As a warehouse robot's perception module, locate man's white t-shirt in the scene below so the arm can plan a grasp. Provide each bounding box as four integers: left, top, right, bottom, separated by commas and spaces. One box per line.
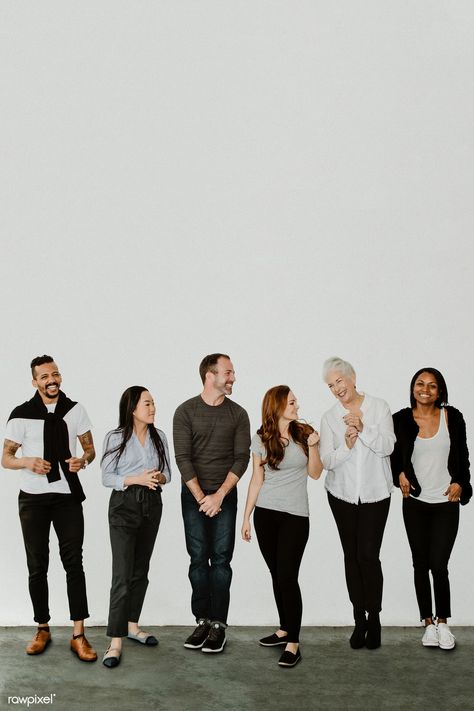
5, 402, 92, 495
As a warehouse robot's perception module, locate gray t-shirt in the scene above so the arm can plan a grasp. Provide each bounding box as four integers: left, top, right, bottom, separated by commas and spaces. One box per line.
251, 433, 310, 517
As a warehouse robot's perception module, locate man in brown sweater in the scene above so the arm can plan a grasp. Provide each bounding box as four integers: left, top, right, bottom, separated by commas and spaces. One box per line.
173, 353, 250, 653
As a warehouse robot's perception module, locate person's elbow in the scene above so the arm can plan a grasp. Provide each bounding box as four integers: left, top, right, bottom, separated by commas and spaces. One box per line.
101, 471, 113, 488
308, 463, 324, 480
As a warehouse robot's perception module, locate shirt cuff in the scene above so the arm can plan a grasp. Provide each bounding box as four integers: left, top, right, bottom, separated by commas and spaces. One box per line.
358, 426, 376, 445
115, 475, 128, 491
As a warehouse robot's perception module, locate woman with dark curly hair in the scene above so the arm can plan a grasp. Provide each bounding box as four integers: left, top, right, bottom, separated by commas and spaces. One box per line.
391, 368, 471, 650
241, 385, 322, 668
101, 386, 171, 668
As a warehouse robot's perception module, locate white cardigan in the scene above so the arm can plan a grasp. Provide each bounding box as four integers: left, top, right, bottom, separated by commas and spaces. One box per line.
320, 393, 395, 504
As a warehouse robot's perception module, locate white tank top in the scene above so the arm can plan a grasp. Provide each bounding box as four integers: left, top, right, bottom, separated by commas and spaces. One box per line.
411, 408, 451, 503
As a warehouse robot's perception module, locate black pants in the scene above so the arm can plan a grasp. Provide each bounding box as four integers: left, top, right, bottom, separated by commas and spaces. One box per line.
328, 492, 390, 614
18, 491, 89, 623
107, 487, 162, 637
253, 506, 309, 643
403, 496, 459, 620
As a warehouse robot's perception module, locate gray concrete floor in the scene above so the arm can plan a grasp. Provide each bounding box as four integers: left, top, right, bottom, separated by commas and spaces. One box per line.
1, 626, 473, 711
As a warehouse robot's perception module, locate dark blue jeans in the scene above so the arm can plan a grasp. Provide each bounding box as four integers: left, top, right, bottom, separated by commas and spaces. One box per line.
181, 484, 237, 625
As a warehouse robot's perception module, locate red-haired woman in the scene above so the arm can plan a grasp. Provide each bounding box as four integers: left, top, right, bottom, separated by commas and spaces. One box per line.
241, 385, 323, 668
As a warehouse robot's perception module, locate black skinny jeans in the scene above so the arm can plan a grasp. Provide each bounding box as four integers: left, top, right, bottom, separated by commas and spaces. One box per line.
253, 506, 309, 643
18, 491, 89, 623
403, 496, 459, 620
107, 487, 162, 637
328, 492, 390, 615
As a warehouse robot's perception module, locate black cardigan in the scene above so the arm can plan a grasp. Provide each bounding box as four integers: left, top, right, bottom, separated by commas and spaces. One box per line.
391, 406, 472, 505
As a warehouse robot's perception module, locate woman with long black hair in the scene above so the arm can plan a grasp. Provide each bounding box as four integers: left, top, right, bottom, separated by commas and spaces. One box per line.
241, 385, 322, 668
391, 368, 471, 650
101, 386, 171, 668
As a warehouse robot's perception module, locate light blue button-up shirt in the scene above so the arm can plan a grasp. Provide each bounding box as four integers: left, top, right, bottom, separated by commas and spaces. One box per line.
102, 428, 172, 491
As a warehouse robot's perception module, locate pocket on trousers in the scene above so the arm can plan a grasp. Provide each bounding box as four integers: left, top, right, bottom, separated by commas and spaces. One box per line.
108, 490, 140, 528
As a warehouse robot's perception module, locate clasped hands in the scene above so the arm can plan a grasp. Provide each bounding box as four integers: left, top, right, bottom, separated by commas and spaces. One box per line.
198, 491, 224, 518
343, 412, 363, 449
137, 468, 165, 490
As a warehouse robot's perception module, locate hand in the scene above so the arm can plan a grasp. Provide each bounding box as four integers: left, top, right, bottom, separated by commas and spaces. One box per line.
344, 426, 358, 449
24, 457, 51, 475
307, 431, 320, 447
152, 469, 166, 485
241, 519, 251, 542
343, 413, 363, 432
444, 483, 462, 502
399, 472, 414, 498
135, 468, 160, 490
199, 491, 224, 517
66, 457, 87, 473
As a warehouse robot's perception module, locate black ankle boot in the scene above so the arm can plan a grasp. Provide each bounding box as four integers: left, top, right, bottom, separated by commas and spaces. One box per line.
366, 612, 381, 649
350, 610, 367, 649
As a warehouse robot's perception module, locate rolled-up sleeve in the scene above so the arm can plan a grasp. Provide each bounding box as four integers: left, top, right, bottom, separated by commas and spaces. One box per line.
230, 410, 251, 478
358, 401, 395, 457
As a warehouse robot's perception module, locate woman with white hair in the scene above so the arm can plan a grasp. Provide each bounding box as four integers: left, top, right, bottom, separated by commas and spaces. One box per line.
320, 357, 395, 650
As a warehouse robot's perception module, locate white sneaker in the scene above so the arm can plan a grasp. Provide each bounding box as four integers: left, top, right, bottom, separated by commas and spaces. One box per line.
437, 623, 456, 650
421, 624, 439, 647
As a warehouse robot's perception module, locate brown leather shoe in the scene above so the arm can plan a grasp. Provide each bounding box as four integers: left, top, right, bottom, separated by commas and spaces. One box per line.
26, 628, 51, 655
70, 634, 98, 662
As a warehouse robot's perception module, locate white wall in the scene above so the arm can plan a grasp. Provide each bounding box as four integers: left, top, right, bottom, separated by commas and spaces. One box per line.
1, 1, 473, 627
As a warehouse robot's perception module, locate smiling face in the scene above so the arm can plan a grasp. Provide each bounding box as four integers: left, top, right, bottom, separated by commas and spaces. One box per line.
280, 391, 299, 423
32, 362, 62, 403
208, 357, 236, 396
133, 390, 156, 427
325, 369, 357, 406
412, 372, 439, 407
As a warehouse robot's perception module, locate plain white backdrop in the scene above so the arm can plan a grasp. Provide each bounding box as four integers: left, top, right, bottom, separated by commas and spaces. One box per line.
1, 1, 473, 627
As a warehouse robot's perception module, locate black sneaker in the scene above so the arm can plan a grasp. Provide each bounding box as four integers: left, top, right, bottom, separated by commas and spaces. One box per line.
201, 622, 226, 653
184, 619, 211, 649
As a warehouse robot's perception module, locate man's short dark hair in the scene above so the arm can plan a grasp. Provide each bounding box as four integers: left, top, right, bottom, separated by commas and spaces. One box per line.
199, 353, 230, 385
31, 355, 55, 377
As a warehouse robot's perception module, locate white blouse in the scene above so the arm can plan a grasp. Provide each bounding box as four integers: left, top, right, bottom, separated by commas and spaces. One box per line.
320, 393, 395, 504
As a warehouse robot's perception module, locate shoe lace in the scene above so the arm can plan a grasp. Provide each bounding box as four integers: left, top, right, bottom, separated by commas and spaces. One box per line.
192, 621, 208, 636
207, 624, 222, 641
